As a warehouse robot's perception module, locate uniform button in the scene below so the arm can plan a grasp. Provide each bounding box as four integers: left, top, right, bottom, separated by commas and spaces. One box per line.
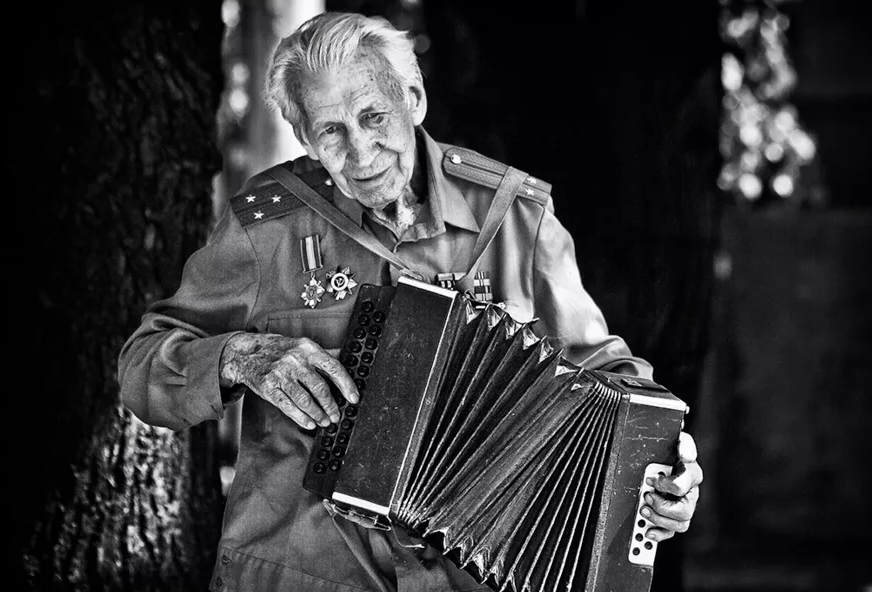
221, 554, 231, 565
215, 576, 224, 587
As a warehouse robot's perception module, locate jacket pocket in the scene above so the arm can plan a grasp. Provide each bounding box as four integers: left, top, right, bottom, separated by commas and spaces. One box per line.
265, 308, 352, 351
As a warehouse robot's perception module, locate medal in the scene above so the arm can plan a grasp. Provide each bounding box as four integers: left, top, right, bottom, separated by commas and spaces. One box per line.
473, 270, 493, 303
435, 272, 462, 291
301, 276, 326, 308
326, 266, 358, 300
300, 235, 325, 308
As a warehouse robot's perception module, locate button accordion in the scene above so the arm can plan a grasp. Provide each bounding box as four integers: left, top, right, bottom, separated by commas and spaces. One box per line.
304, 276, 688, 592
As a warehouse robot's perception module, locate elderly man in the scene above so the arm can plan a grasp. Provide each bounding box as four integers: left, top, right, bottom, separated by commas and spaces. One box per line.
118, 11, 702, 592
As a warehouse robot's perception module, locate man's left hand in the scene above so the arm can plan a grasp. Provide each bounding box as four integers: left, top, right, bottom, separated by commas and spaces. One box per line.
640, 431, 703, 542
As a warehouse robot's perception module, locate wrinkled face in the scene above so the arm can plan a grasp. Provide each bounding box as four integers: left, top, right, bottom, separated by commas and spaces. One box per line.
297, 52, 427, 211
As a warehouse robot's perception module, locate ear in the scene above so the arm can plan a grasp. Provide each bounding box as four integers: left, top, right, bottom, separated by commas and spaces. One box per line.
408, 83, 428, 127
293, 124, 320, 161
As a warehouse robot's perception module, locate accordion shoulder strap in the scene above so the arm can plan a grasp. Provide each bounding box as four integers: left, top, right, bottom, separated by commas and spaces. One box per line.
264, 166, 417, 276
455, 166, 528, 292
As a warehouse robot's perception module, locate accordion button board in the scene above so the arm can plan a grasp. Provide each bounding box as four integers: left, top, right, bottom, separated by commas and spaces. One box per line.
302, 284, 396, 497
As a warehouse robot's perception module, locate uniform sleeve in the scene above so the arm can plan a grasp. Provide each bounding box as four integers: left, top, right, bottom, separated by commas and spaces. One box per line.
532, 199, 653, 378
117, 207, 260, 431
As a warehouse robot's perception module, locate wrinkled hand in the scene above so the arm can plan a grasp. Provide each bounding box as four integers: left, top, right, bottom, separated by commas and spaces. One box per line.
220, 332, 358, 430
640, 431, 703, 542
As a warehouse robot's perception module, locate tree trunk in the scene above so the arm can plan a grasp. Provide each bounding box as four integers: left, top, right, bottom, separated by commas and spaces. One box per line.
13, 2, 225, 590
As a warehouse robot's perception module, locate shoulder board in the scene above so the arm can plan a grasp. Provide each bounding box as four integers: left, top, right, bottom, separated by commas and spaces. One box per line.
442, 146, 552, 206
230, 167, 333, 228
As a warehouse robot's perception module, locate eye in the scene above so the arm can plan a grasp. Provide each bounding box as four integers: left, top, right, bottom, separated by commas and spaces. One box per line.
365, 113, 386, 126
321, 125, 338, 137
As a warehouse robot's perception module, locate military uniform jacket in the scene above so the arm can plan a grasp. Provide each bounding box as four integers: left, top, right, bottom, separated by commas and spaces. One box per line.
118, 128, 653, 592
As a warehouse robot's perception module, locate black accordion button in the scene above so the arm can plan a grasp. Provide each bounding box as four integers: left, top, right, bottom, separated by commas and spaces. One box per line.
373, 311, 386, 323
345, 354, 358, 366
317, 449, 329, 461
357, 366, 370, 377
344, 405, 358, 418
357, 314, 370, 326
354, 378, 366, 391
325, 423, 338, 434
313, 463, 326, 474
332, 447, 345, 457
361, 301, 374, 313
353, 328, 366, 339
360, 352, 374, 364
321, 436, 334, 447
365, 338, 378, 350
337, 432, 349, 444
341, 419, 354, 430
349, 341, 362, 353
328, 460, 342, 471
368, 325, 382, 337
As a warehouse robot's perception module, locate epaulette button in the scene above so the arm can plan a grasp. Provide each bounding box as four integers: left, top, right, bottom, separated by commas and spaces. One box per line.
450, 154, 462, 165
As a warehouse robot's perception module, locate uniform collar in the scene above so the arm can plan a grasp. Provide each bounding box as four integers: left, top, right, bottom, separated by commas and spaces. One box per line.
329, 127, 480, 234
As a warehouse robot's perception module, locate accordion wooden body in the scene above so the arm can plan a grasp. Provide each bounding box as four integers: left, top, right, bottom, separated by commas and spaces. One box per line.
304, 276, 688, 592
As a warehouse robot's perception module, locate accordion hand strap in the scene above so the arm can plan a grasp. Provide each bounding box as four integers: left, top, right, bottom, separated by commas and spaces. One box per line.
264, 166, 417, 276
455, 166, 527, 293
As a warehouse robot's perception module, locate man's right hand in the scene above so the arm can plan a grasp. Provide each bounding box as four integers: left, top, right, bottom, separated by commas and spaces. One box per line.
219, 332, 358, 430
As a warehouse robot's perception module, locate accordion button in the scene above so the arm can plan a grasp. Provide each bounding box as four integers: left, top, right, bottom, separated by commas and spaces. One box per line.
317, 449, 329, 461
337, 432, 349, 444
345, 354, 359, 366
644, 542, 653, 550
341, 419, 354, 430
354, 378, 367, 391
357, 314, 370, 326
360, 352, 374, 364
632, 548, 640, 556
368, 325, 382, 337
349, 341, 362, 353
333, 447, 345, 457
357, 366, 370, 377
329, 460, 342, 471
345, 405, 358, 418
313, 463, 326, 474
362, 301, 374, 313
637, 519, 646, 528
365, 338, 378, 350
373, 311, 386, 323
321, 436, 334, 447
353, 328, 366, 339
326, 423, 338, 434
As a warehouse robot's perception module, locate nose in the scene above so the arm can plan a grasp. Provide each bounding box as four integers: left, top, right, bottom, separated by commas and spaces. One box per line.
346, 127, 378, 169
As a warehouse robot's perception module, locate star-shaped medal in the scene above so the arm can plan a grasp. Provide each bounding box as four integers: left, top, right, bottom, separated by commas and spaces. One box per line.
326, 266, 358, 300
301, 275, 326, 308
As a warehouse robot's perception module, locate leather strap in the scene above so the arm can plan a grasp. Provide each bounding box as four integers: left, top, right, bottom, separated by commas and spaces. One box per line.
455, 166, 526, 293
265, 167, 416, 275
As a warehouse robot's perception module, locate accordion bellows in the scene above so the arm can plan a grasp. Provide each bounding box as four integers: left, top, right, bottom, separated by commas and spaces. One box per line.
304, 277, 687, 592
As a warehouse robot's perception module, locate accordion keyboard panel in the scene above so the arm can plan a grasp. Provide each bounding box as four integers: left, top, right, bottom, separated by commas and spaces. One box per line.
302, 284, 396, 499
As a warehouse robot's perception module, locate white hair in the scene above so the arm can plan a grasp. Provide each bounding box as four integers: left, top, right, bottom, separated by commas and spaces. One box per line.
265, 12, 422, 139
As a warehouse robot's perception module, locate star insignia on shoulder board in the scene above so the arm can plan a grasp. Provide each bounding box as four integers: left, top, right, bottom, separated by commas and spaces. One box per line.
524, 187, 534, 196
271, 195, 282, 203
527, 177, 538, 185
326, 266, 358, 300
245, 195, 256, 203
254, 211, 264, 220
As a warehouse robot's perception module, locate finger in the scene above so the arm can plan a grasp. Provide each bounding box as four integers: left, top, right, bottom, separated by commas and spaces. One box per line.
280, 375, 332, 427
652, 460, 704, 497
642, 527, 675, 543
677, 431, 699, 463
311, 352, 360, 405
296, 369, 341, 425
644, 488, 698, 522
639, 503, 690, 534
260, 384, 318, 430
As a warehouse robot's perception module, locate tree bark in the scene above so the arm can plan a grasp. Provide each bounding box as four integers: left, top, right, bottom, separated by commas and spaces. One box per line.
13, 3, 225, 590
